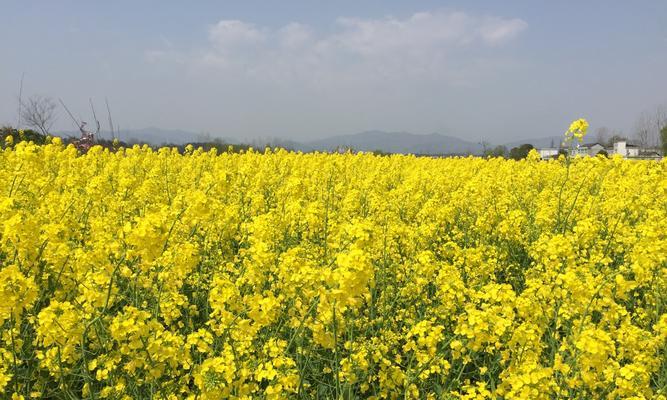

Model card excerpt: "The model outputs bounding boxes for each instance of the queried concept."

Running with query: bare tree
[608,131,627,147]
[478,139,490,155]
[634,111,651,148]
[635,105,667,149]
[653,105,667,147]
[89,98,101,136]
[21,95,58,136]
[594,126,609,145]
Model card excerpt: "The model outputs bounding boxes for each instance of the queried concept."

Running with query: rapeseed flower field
[0,127,666,399]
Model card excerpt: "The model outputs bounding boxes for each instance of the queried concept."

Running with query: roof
[582,142,604,147]
[611,140,641,147]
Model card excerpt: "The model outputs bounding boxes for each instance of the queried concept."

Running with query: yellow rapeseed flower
[0,139,663,398]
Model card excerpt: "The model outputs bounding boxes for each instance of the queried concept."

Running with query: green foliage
[485,145,508,158]
[1,126,47,145]
[509,143,534,160]
[661,125,667,156]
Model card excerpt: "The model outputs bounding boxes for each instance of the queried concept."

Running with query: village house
[612,141,639,158]
[572,142,606,157]
[537,147,560,159]
[537,140,662,159]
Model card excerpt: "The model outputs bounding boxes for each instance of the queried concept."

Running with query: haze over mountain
[62,127,577,155]
[298,131,484,154]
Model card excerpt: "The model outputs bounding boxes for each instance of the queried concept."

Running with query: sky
[1,0,666,144]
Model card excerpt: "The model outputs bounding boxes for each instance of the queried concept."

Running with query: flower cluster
[565,118,589,143]
[0,134,665,399]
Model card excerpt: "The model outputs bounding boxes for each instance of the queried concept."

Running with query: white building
[612,141,639,157]
[586,143,606,156]
[568,143,605,157]
[537,148,560,159]
[536,139,657,159]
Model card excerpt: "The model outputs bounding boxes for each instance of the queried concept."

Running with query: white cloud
[325,11,527,57]
[278,23,313,49]
[208,20,266,51]
[153,10,527,89]
[330,11,478,56]
[477,17,528,45]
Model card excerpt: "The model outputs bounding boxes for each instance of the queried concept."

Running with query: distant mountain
[296,130,484,155]
[117,127,203,145]
[55,127,564,154]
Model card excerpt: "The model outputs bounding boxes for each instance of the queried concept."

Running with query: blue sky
[1,0,666,143]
